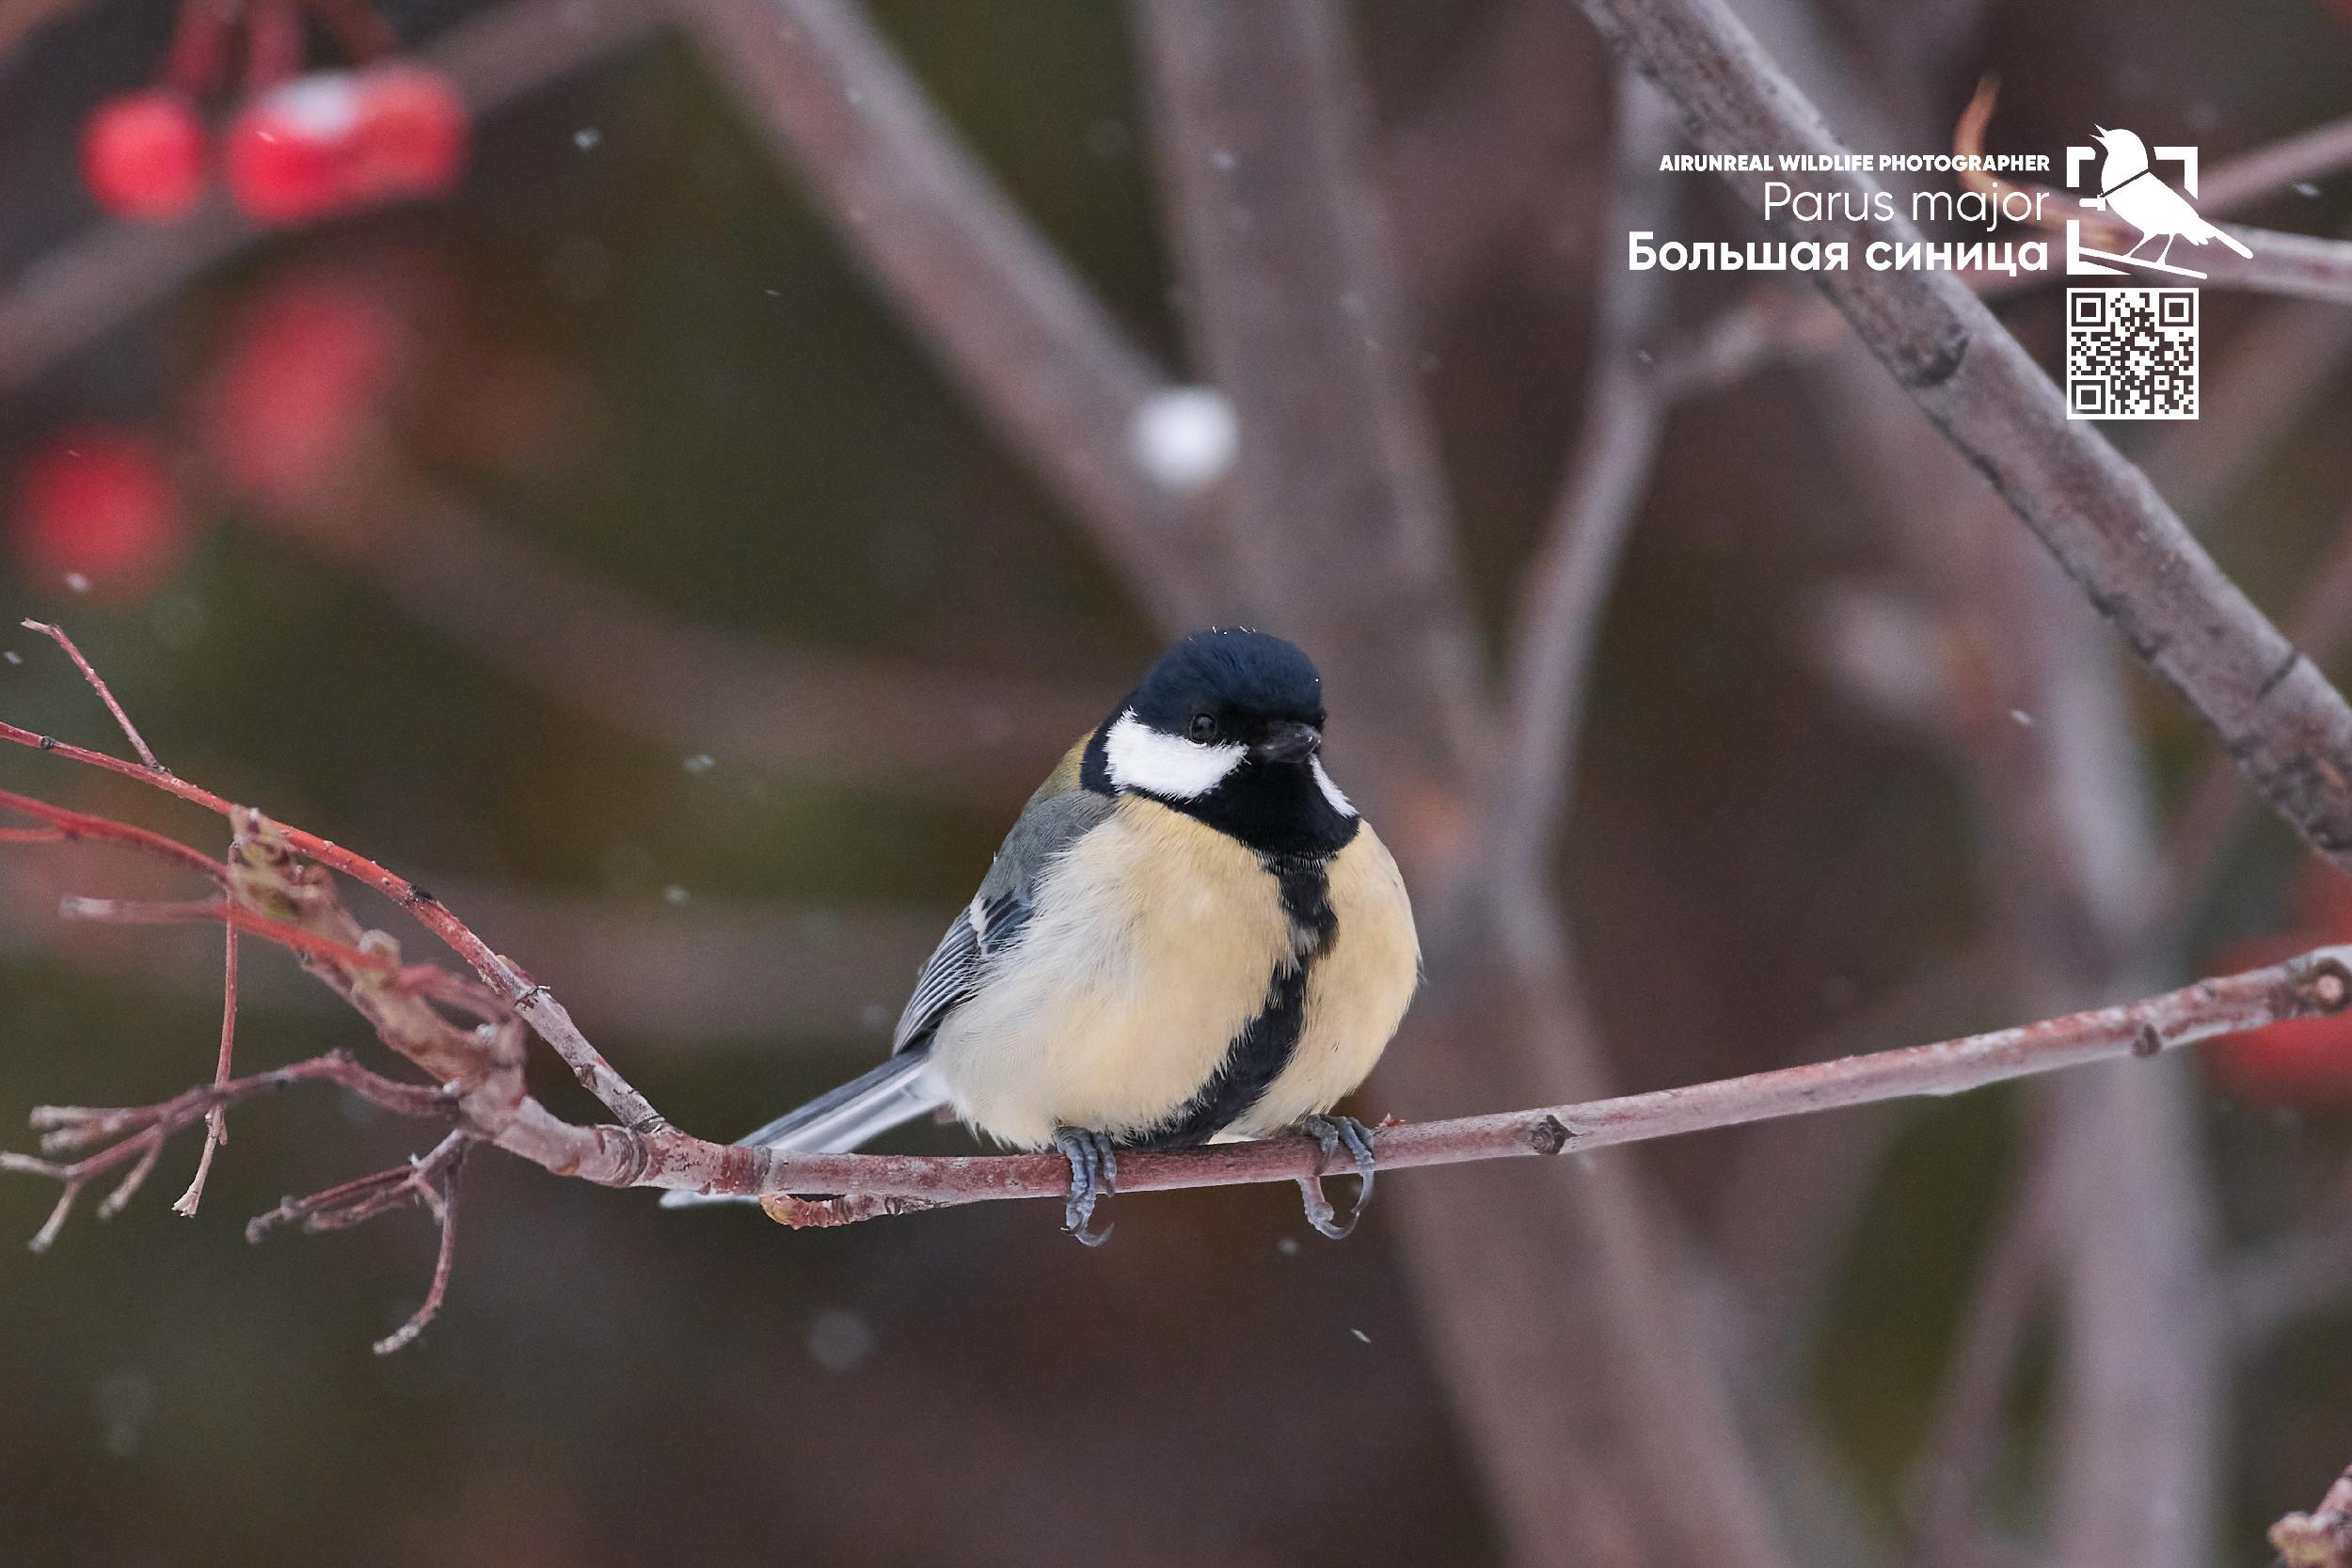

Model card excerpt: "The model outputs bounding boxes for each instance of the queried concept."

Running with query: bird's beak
[1252,721,1322,764]
[2093,126,2110,143]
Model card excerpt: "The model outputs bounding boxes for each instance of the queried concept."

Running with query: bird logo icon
[2071,126,2249,278]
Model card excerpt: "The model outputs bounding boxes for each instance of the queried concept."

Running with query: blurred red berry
[199,275,408,516]
[223,67,468,226]
[348,66,469,201]
[11,430,188,600]
[2206,866,2352,1108]
[223,72,360,223]
[81,91,206,220]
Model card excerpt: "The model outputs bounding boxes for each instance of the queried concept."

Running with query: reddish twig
[246,1148,469,1352]
[0,787,227,880]
[172,922,238,1217]
[2,634,664,1133]
[245,1130,471,1354]
[2,1051,456,1253]
[22,621,160,769]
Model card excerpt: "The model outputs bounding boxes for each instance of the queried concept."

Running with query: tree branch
[8,768,2346,1212]
[666,0,1228,631]
[1577,0,2352,875]
[0,641,666,1133]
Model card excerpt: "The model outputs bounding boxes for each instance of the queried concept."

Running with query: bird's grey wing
[889,770,1112,1054]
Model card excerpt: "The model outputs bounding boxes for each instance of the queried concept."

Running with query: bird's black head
[1082,628,1360,857]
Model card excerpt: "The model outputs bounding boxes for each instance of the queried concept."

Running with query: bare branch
[1489,75,1677,879]
[21,621,161,769]
[171,923,238,1217]
[317,480,1105,802]
[666,0,1227,630]
[2,1051,456,1252]
[1953,80,2352,308]
[1,637,666,1133]
[1578,0,2352,875]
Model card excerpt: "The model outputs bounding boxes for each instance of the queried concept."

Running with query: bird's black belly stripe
[1128,854,1338,1150]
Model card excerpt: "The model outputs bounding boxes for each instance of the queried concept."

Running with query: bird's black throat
[1078,721,1360,858]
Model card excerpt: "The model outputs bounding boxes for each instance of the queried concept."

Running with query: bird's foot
[1052,1127,1119,1246]
[1295,1114,1376,1240]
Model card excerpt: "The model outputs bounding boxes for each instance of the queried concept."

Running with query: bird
[662,627,1422,1243]
[2084,126,2251,268]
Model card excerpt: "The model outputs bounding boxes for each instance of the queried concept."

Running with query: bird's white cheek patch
[1104,710,1245,800]
[1310,755,1358,817]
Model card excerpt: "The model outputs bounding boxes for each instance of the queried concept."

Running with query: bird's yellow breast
[925,796,1419,1148]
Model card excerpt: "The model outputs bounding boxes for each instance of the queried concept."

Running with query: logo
[2063,127,2249,279]
[2059,126,2231,420]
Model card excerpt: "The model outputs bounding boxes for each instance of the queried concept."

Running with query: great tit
[663,628,1421,1241]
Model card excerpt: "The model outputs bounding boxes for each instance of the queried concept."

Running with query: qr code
[2066,288,2197,420]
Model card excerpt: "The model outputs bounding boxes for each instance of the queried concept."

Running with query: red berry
[11,429,188,600]
[198,274,408,516]
[2208,932,2352,1109]
[81,91,206,221]
[223,73,360,223]
[349,66,469,201]
[223,67,469,226]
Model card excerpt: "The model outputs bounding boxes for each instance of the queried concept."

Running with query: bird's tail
[659,1051,947,1209]
[2211,223,2252,258]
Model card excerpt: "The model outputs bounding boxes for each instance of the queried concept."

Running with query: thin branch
[171,922,238,1217]
[242,1129,472,1354]
[22,621,160,769]
[16,873,2344,1212]
[2,1051,457,1252]
[1904,1153,2052,1565]
[0,786,226,879]
[2205,111,2352,211]
[5,676,2343,1213]
[666,0,1226,631]
[372,1139,466,1355]
[1578,0,2352,877]
[1,637,666,1133]
[313,479,1105,803]
[1489,74,1677,879]
[1953,80,2352,309]
[1661,101,2352,399]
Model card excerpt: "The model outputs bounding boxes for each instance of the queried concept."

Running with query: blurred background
[2,0,2351,1564]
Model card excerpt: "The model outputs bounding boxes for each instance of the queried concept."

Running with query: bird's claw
[1296,1114,1376,1240]
[1052,1127,1118,1246]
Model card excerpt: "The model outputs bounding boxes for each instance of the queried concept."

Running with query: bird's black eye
[1187,712,1219,743]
